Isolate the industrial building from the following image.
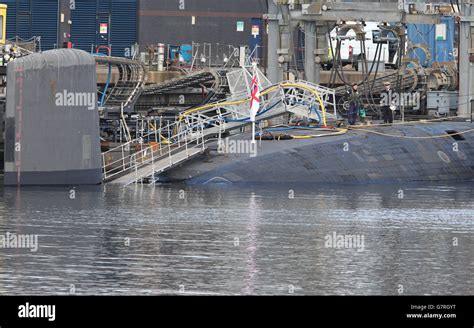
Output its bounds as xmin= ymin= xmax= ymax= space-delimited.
xmin=3 ymin=0 xmax=137 ymax=56
xmin=138 ymin=0 xmax=267 ymax=48
xmin=3 ymin=0 xmax=61 ymax=50
xmin=1 ymin=0 xmax=266 ymax=57
xmin=0 ymin=0 xmax=470 ymax=186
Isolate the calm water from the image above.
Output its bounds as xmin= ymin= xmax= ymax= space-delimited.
xmin=0 ymin=182 xmax=473 ymax=295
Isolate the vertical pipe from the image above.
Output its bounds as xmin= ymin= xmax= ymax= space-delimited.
xmin=280 ymin=5 xmax=291 ymax=80
xmin=304 ymin=21 xmax=316 ymax=83
xmin=267 ymin=0 xmax=281 ymax=83
xmin=158 ymin=43 xmax=165 ymax=72
xmin=315 ymin=23 xmax=329 ymax=85
xmin=168 ymin=124 xmax=172 ymax=165
xmin=458 ymin=2 xmax=472 ymax=117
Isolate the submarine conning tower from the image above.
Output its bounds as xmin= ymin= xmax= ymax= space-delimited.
xmin=4 ymin=49 xmax=102 ymax=186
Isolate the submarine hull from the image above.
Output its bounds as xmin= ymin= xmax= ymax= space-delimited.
xmin=160 ymin=122 xmax=474 ymax=185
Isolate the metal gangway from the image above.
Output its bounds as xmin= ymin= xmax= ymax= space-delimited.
xmin=101 ymin=67 xmax=337 ymax=186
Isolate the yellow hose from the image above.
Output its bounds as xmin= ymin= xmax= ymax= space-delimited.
xmin=291 ymin=128 xmax=348 ymax=139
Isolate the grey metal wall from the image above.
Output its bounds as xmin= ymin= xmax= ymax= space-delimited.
xmin=138 ymin=0 xmax=267 ymax=47
xmin=4 ymin=49 xmax=102 ymax=185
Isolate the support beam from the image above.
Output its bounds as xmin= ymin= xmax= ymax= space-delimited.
xmin=292 ymin=2 xmax=442 ymax=24
xmin=279 ymin=5 xmax=291 ymax=81
xmin=304 ymin=21 xmax=316 ymax=83
xmin=458 ymin=4 xmax=473 ymax=118
xmin=266 ymin=1 xmax=282 ymax=83
xmin=314 ymin=23 xmax=330 ymax=85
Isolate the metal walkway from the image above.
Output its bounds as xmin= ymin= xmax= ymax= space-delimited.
xmin=109 ymin=146 xmax=204 ymax=185
xmin=102 ymin=67 xmax=337 ymax=186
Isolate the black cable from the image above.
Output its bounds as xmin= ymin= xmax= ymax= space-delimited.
xmin=327 ymin=23 xmax=396 ymax=114
xmin=450 ymin=0 xmax=456 ymax=15
xmin=362 ymin=40 xmax=381 ymax=111
xmin=327 ymin=30 xmax=352 ymax=87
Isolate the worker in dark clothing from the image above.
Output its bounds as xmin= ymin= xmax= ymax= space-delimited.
xmin=346 ymin=83 xmax=361 ymax=126
xmin=380 ymin=82 xmax=394 ymax=124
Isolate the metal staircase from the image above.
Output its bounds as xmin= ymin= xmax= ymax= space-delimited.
xmin=102 ymin=67 xmax=337 ymax=186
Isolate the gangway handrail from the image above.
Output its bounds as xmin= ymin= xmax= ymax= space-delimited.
xmin=103 ymin=81 xmax=321 ymax=158
xmin=102 ymin=80 xmax=337 ymax=182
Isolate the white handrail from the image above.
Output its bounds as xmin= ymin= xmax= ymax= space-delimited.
xmin=102 ymin=79 xmax=338 ymax=183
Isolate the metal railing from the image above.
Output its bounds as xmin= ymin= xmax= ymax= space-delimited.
xmin=102 ymin=71 xmax=338 ymax=184
xmin=124 ymin=125 xmax=207 ymax=186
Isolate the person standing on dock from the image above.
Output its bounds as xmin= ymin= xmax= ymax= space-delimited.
xmin=380 ymin=82 xmax=394 ymax=125
xmin=347 ymin=83 xmax=361 ymax=126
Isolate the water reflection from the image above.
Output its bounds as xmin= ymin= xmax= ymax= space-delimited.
xmin=0 ymin=182 xmax=472 ymax=295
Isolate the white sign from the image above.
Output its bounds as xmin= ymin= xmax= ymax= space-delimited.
xmin=251 ymin=25 xmax=260 ymax=38
xmin=100 ymin=23 xmax=108 ymax=34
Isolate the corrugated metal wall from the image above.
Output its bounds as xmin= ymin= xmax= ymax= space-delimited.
xmin=71 ymin=0 xmax=137 ymax=57
xmin=138 ymin=0 xmax=267 ymax=47
xmin=71 ymin=0 xmax=97 ymax=54
xmin=4 ymin=0 xmax=59 ymax=50
xmin=407 ymin=16 xmax=456 ymax=66
xmin=31 ymin=0 xmax=59 ymax=50
xmin=5 ymin=0 xmax=17 ymax=41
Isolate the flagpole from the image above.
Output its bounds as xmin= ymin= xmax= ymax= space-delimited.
xmin=252 ymin=120 xmax=256 ymax=144
xmin=251 ymin=61 xmax=259 ymax=145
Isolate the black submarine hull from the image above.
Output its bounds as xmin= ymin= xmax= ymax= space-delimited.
xmin=160 ymin=121 xmax=474 ymax=185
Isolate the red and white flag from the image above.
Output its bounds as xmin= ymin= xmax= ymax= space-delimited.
xmin=249 ymin=63 xmax=260 ymax=122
